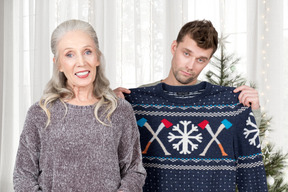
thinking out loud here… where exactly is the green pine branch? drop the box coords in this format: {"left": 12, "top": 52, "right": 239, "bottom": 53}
{"left": 206, "top": 35, "right": 246, "bottom": 87}
{"left": 260, "top": 114, "right": 288, "bottom": 191}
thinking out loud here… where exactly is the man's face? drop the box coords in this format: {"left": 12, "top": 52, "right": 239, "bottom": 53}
{"left": 168, "top": 35, "right": 213, "bottom": 86}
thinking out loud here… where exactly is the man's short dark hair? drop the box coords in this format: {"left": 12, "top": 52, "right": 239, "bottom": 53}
{"left": 176, "top": 20, "right": 218, "bottom": 56}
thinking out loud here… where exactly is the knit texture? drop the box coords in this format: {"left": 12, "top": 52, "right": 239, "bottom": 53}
{"left": 125, "top": 81, "right": 268, "bottom": 192}
{"left": 13, "top": 99, "right": 146, "bottom": 192}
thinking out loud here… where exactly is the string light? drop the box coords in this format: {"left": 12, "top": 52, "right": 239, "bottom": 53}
{"left": 260, "top": 0, "right": 271, "bottom": 116}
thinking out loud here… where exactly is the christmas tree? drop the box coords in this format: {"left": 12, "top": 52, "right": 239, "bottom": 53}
{"left": 205, "top": 35, "right": 288, "bottom": 191}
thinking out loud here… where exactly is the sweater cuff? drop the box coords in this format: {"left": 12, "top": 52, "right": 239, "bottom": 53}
{"left": 252, "top": 107, "right": 261, "bottom": 128}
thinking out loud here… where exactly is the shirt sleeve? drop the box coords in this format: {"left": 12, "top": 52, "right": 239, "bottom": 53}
{"left": 13, "top": 104, "right": 43, "bottom": 192}
{"left": 234, "top": 107, "right": 268, "bottom": 191}
{"left": 117, "top": 100, "right": 147, "bottom": 192}
{"left": 252, "top": 108, "right": 261, "bottom": 128}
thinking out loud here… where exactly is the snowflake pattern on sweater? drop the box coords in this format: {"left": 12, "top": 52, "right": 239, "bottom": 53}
{"left": 125, "top": 81, "right": 268, "bottom": 192}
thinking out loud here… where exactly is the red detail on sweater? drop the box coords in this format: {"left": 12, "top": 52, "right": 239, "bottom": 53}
{"left": 161, "top": 119, "right": 173, "bottom": 128}
{"left": 198, "top": 120, "right": 209, "bottom": 129}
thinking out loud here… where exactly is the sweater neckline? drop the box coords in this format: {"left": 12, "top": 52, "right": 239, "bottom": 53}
{"left": 155, "top": 81, "right": 211, "bottom": 104}
{"left": 56, "top": 99, "right": 96, "bottom": 109}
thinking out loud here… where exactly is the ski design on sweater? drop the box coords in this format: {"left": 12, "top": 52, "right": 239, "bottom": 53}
{"left": 138, "top": 118, "right": 173, "bottom": 155}
{"left": 198, "top": 119, "right": 232, "bottom": 156}
{"left": 125, "top": 81, "right": 268, "bottom": 192}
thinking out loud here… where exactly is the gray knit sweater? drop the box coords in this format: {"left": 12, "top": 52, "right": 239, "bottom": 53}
{"left": 13, "top": 99, "right": 146, "bottom": 192}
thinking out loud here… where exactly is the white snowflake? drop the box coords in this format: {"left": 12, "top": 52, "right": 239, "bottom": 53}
{"left": 168, "top": 120, "right": 203, "bottom": 155}
{"left": 243, "top": 112, "right": 260, "bottom": 148}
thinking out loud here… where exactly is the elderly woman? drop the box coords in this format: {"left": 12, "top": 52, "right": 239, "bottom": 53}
{"left": 13, "top": 19, "right": 146, "bottom": 192}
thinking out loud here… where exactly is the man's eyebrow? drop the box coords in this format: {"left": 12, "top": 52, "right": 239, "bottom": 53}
{"left": 198, "top": 56, "right": 209, "bottom": 60}
{"left": 183, "top": 48, "right": 192, "bottom": 53}
{"left": 183, "top": 48, "right": 209, "bottom": 60}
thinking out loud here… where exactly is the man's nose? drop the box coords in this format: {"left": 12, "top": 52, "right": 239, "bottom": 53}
{"left": 186, "top": 57, "right": 196, "bottom": 70}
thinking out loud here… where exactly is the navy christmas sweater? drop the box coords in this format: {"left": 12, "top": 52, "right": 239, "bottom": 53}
{"left": 125, "top": 81, "right": 268, "bottom": 192}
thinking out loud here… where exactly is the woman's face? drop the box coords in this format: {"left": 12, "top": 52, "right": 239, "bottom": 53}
{"left": 56, "top": 30, "right": 100, "bottom": 90}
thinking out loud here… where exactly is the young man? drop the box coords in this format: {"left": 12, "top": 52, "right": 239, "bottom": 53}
{"left": 115, "top": 20, "right": 267, "bottom": 191}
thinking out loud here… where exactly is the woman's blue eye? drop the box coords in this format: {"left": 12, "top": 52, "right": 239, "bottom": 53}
{"left": 184, "top": 52, "right": 189, "bottom": 56}
{"left": 85, "top": 50, "right": 92, "bottom": 55}
{"left": 66, "top": 53, "right": 73, "bottom": 58}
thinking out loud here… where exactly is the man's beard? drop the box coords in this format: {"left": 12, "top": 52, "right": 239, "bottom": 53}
{"left": 173, "top": 70, "right": 196, "bottom": 85}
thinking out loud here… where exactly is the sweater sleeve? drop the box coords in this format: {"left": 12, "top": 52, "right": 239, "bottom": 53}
{"left": 235, "top": 107, "right": 268, "bottom": 191}
{"left": 252, "top": 108, "right": 261, "bottom": 128}
{"left": 13, "top": 104, "right": 43, "bottom": 192}
{"left": 117, "top": 100, "right": 146, "bottom": 192}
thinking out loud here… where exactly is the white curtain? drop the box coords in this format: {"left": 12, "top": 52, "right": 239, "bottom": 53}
{"left": 1, "top": 0, "right": 287, "bottom": 191}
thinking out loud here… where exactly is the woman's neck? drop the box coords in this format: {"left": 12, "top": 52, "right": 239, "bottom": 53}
{"left": 66, "top": 85, "right": 98, "bottom": 106}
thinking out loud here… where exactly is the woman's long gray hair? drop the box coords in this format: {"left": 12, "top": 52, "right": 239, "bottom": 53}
{"left": 39, "top": 19, "right": 117, "bottom": 126}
